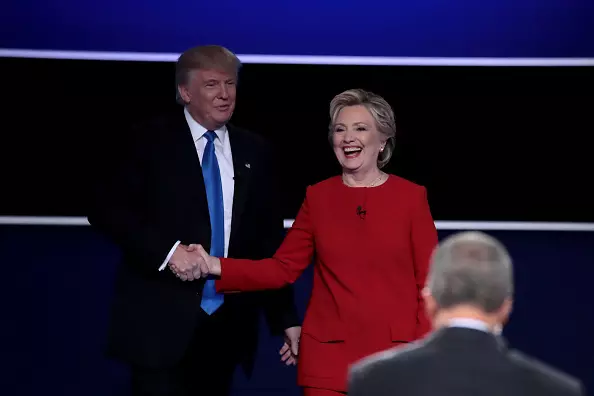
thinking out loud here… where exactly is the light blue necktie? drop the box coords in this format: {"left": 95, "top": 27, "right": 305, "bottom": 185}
{"left": 200, "top": 130, "right": 225, "bottom": 315}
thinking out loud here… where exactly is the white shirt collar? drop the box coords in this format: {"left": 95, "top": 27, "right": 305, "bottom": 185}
{"left": 447, "top": 318, "right": 491, "bottom": 333}
{"left": 184, "top": 107, "right": 227, "bottom": 144}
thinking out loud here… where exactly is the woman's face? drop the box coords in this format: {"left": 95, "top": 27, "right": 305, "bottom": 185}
{"left": 331, "top": 105, "right": 385, "bottom": 173}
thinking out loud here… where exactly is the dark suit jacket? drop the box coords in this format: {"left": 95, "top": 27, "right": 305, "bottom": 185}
{"left": 349, "top": 327, "right": 585, "bottom": 396}
{"left": 88, "top": 110, "right": 299, "bottom": 370}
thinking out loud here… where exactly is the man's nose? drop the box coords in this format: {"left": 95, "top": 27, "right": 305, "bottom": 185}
{"left": 219, "top": 84, "right": 229, "bottom": 99}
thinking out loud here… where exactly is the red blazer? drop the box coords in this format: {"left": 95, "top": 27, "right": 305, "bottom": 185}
{"left": 216, "top": 175, "right": 438, "bottom": 392}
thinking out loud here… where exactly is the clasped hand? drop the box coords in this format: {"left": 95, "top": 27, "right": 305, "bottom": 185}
{"left": 168, "top": 243, "right": 220, "bottom": 281}
{"left": 170, "top": 244, "right": 301, "bottom": 366}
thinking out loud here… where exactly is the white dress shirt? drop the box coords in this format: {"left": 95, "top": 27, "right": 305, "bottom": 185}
{"left": 158, "top": 108, "right": 235, "bottom": 271}
{"left": 448, "top": 318, "right": 502, "bottom": 335}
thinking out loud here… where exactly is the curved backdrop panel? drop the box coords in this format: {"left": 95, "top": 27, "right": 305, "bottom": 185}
{"left": 1, "top": 0, "right": 593, "bottom": 63}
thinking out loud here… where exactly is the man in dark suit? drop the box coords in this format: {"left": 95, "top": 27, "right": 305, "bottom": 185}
{"left": 348, "top": 231, "right": 585, "bottom": 396}
{"left": 88, "top": 45, "right": 301, "bottom": 396}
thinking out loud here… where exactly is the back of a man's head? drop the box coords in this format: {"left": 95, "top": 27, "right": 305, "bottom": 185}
{"left": 426, "top": 231, "right": 514, "bottom": 321}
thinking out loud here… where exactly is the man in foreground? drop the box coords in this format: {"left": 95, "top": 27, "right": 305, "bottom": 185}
{"left": 348, "top": 231, "right": 584, "bottom": 396}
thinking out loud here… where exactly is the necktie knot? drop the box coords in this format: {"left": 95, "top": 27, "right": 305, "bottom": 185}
{"left": 204, "top": 130, "right": 217, "bottom": 143}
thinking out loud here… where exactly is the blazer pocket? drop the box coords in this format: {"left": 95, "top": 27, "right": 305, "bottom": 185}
{"left": 302, "top": 322, "right": 346, "bottom": 343}
{"left": 390, "top": 322, "right": 416, "bottom": 343}
{"left": 300, "top": 328, "right": 347, "bottom": 379}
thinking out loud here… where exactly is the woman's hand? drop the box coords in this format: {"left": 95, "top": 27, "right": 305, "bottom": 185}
{"left": 187, "top": 244, "right": 221, "bottom": 276}
{"left": 280, "top": 326, "right": 301, "bottom": 366}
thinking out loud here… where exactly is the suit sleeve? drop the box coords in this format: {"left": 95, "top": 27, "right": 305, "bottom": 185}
{"left": 87, "top": 127, "right": 179, "bottom": 272}
{"left": 216, "top": 188, "right": 315, "bottom": 292}
{"left": 411, "top": 186, "right": 439, "bottom": 338}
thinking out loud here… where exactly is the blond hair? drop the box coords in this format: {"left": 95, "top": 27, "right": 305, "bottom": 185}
{"left": 175, "top": 45, "right": 241, "bottom": 104}
{"left": 329, "top": 89, "right": 396, "bottom": 168}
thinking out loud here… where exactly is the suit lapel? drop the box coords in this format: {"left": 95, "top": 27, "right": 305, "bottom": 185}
{"left": 169, "top": 117, "right": 253, "bottom": 249}
{"left": 228, "top": 125, "right": 252, "bottom": 250}
{"left": 169, "top": 112, "right": 210, "bottom": 221}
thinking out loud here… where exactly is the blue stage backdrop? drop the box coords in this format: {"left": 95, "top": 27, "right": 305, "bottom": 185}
{"left": 0, "top": 223, "right": 592, "bottom": 395}
{"left": 1, "top": 0, "right": 593, "bottom": 62}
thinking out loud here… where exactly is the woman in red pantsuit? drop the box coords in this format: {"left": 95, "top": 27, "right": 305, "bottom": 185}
{"left": 195, "top": 89, "right": 438, "bottom": 395}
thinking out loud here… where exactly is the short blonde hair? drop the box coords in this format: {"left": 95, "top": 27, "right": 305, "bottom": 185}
{"left": 329, "top": 89, "right": 396, "bottom": 169}
{"left": 175, "top": 45, "right": 242, "bottom": 104}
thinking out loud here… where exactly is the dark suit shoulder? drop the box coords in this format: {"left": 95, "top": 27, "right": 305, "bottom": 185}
{"left": 228, "top": 124, "right": 273, "bottom": 151}
{"left": 349, "top": 347, "right": 399, "bottom": 393}
{"left": 508, "top": 350, "right": 584, "bottom": 395}
{"left": 123, "top": 111, "right": 189, "bottom": 152}
{"left": 350, "top": 340, "right": 427, "bottom": 379}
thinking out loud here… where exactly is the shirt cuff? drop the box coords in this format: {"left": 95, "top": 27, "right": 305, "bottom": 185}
{"left": 158, "top": 240, "right": 181, "bottom": 271}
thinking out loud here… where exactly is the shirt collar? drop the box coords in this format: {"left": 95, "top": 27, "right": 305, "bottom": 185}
{"left": 184, "top": 107, "right": 227, "bottom": 144}
{"left": 447, "top": 318, "right": 491, "bottom": 333}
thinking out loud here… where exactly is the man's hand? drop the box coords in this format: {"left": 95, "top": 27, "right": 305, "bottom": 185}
{"left": 279, "top": 326, "right": 301, "bottom": 366}
{"left": 187, "top": 244, "right": 221, "bottom": 276}
{"left": 168, "top": 244, "right": 208, "bottom": 281}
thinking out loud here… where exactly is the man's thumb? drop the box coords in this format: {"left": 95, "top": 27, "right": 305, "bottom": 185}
{"left": 196, "top": 244, "right": 208, "bottom": 256}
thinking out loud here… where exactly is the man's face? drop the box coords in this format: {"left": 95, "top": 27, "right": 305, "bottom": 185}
{"left": 179, "top": 68, "right": 237, "bottom": 130}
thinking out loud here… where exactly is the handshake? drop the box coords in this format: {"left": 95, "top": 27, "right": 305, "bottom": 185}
{"left": 168, "top": 243, "right": 221, "bottom": 281}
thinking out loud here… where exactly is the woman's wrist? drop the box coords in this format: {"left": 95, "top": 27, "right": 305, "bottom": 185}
{"left": 212, "top": 257, "right": 222, "bottom": 276}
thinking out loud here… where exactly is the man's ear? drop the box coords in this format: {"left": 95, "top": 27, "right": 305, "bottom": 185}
{"left": 177, "top": 84, "right": 191, "bottom": 104}
{"left": 422, "top": 287, "right": 437, "bottom": 321}
{"left": 496, "top": 298, "right": 513, "bottom": 326}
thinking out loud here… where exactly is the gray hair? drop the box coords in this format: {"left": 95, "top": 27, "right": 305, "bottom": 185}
{"left": 427, "top": 231, "right": 514, "bottom": 313}
{"left": 175, "top": 45, "right": 242, "bottom": 104}
{"left": 328, "top": 89, "right": 396, "bottom": 169}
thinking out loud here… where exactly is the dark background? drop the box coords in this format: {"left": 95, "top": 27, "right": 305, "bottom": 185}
{"left": 1, "top": 58, "right": 592, "bottom": 222}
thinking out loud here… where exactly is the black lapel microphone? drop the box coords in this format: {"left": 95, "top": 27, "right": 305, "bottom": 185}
{"left": 356, "top": 205, "right": 366, "bottom": 220}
